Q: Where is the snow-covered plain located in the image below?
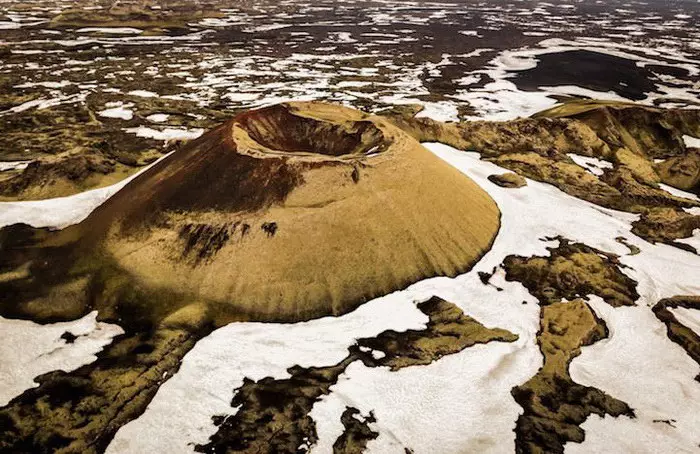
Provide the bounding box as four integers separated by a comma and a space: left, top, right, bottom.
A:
314, 145, 700, 454
2, 0, 699, 130
106, 291, 435, 454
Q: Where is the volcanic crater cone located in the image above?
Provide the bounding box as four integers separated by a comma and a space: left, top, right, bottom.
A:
0, 102, 499, 329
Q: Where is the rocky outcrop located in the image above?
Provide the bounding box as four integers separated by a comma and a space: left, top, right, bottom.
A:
534, 100, 700, 159
501, 241, 638, 453
333, 408, 379, 454
488, 172, 527, 188
352, 296, 518, 371
512, 300, 634, 454
0, 322, 206, 453
656, 149, 700, 193
652, 296, 700, 381
631, 208, 700, 253
195, 357, 354, 454
380, 100, 700, 250
502, 237, 640, 308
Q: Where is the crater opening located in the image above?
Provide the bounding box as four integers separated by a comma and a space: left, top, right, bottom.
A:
236, 104, 386, 157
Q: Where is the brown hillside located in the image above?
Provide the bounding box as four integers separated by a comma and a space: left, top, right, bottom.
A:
0, 102, 499, 328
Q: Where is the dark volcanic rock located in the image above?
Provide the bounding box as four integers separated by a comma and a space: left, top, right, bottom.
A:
333, 407, 379, 454
512, 50, 657, 101
352, 296, 518, 371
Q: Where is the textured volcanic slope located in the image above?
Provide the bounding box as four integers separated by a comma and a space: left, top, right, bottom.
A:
532, 100, 700, 159
380, 100, 700, 250
0, 101, 499, 327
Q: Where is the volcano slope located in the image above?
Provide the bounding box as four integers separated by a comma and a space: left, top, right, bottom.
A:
0, 102, 499, 452
0, 101, 499, 325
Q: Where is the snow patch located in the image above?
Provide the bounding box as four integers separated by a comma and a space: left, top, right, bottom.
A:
659, 183, 700, 203
0, 161, 32, 172
568, 153, 613, 176
76, 27, 143, 35
98, 102, 134, 120
683, 135, 700, 149
124, 126, 204, 141
0, 312, 123, 406
0, 151, 173, 229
